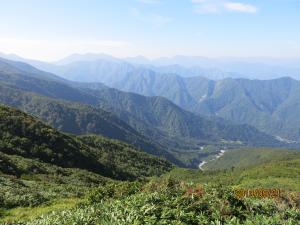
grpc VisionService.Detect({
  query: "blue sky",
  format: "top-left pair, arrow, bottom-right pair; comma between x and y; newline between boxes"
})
0,0 -> 299,61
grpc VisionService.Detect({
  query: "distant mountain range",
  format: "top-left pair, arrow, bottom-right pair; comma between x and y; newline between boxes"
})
8,52 -> 298,143
0,57 -> 285,167
125,55 -> 300,80
1,52 -> 300,80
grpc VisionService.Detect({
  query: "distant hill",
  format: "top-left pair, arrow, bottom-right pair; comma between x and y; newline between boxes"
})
0,56 -> 65,82
16,52 -> 300,80
125,55 -> 300,80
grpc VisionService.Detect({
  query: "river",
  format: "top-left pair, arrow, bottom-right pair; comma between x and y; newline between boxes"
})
198,149 -> 226,170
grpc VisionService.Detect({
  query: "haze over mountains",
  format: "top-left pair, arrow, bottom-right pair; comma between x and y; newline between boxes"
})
1,52 -> 300,80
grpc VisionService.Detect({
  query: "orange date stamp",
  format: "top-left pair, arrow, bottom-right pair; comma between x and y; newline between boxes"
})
234,188 -> 281,199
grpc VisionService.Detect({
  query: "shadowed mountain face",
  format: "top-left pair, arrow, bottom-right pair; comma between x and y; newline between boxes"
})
0,58 -> 284,167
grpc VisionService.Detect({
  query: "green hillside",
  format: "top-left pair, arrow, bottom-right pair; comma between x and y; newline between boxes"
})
203,148 -> 300,170
0,104 -> 172,180
12,179 -> 300,225
166,148 -> 300,191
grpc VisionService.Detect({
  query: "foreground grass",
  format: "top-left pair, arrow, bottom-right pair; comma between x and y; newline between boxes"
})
1,147 -> 300,224
7,179 -> 300,225
0,198 -> 82,224
1,175 -> 299,224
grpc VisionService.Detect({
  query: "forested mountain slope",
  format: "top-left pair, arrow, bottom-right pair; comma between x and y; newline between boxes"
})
0,104 -> 172,180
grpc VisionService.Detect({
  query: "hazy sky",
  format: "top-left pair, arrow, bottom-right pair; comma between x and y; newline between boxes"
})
0,0 -> 299,61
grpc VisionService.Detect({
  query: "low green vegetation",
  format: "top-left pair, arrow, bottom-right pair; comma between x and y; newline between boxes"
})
1,198 -> 82,223
166,148 -> 300,191
203,148 -> 300,170
3,178 -> 299,225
